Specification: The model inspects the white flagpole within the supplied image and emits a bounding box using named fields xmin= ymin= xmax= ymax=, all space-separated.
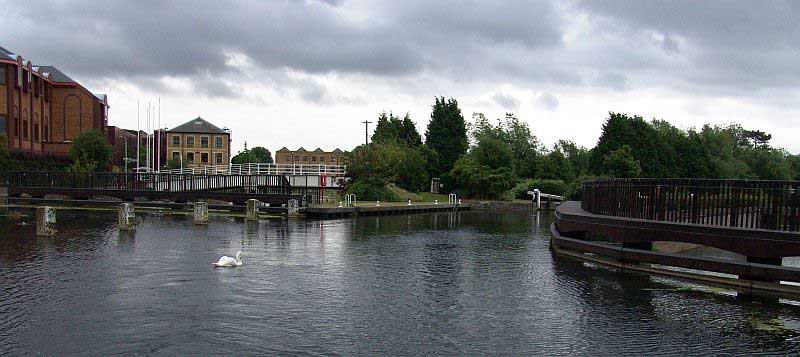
xmin=136 ymin=99 xmax=140 ymax=170
xmin=157 ymin=97 xmax=161 ymax=172
xmin=146 ymin=101 xmax=150 ymax=171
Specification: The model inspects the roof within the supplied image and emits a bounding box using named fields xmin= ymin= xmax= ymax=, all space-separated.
xmin=277 ymin=147 xmax=291 ymax=152
xmin=313 ymin=148 xmax=324 ymax=153
xmin=35 ymin=65 xmax=77 ymax=83
xmin=167 ymin=117 xmax=228 ymax=134
xmin=297 ymin=147 xmax=307 ymax=152
xmin=332 ymin=148 xmax=343 ymax=153
xmin=0 ymin=45 xmax=17 ymax=61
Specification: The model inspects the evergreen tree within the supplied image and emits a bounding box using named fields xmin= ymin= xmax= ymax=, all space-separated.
xmin=372 ymin=112 xmax=422 ymax=147
xmin=425 ymin=97 xmax=468 ymax=176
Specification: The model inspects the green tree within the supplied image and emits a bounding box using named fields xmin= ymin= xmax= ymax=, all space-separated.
xmin=69 ymin=129 xmax=112 ymax=172
xmin=555 ymin=140 xmax=591 ymax=177
xmin=345 ymin=142 xmax=428 ymax=193
xmin=231 ymin=142 xmax=273 ymax=164
xmin=450 ymin=136 xmax=516 ymax=199
xmin=470 ymin=112 xmax=541 ymax=178
xmin=425 ymin=97 xmax=468 ymax=176
xmin=592 ymin=113 xmax=673 ymax=177
xmin=538 ymin=147 xmax=574 ymax=182
xmin=601 ymin=145 xmax=642 ymax=178
xmin=372 ymin=112 xmax=422 ymax=147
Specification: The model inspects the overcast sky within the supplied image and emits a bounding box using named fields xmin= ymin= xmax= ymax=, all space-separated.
xmin=3 ymin=0 xmax=799 ymax=154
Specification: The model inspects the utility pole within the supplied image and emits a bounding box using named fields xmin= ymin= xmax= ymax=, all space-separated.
xmin=361 ymin=120 xmax=372 ymax=146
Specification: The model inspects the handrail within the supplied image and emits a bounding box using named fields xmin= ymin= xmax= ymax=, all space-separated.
xmin=581 ymin=178 xmax=800 ymax=232
xmin=5 ymin=171 xmax=328 ymax=204
xmin=159 ymin=163 xmax=347 ymax=176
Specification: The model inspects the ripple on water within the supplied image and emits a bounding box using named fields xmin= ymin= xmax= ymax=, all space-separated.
xmin=0 ymin=210 xmax=799 ymax=355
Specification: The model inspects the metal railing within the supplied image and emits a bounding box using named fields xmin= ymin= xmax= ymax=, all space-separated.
xmin=5 ymin=171 xmax=291 ymax=194
xmin=159 ymin=163 xmax=347 ymax=176
xmin=581 ymin=178 xmax=800 ymax=232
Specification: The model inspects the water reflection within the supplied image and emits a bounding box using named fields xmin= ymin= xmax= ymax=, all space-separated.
xmin=0 ymin=209 xmax=798 ymax=354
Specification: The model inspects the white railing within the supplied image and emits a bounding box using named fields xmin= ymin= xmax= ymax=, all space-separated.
xmin=159 ymin=163 xmax=347 ymax=176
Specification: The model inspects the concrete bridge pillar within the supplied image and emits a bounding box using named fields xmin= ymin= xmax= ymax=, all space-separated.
xmin=246 ymin=199 xmax=260 ymax=221
xmin=118 ymin=203 xmax=136 ymax=231
xmin=193 ymin=202 xmax=209 ymax=225
xmin=36 ymin=206 xmax=56 ymax=236
xmin=287 ymin=199 xmax=299 ymax=216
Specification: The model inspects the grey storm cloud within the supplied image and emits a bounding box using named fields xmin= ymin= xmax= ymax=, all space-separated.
xmin=574 ymin=0 xmax=800 ymax=92
xmin=2 ymin=0 xmax=800 ymax=100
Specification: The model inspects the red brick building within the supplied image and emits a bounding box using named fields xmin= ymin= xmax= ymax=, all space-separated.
xmin=0 ymin=45 xmax=109 ymax=157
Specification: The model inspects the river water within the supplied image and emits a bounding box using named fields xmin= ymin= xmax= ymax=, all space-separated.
xmin=1 ymin=209 xmax=799 ymax=355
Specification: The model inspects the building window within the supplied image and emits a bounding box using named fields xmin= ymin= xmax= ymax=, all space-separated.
xmin=215 ymin=153 xmax=223 ymax=164
xmin=303 ymin=156 xmax=308 ymax=161
xmin=172 ymin=152 xmax=180 ymax=159
xmin=33 ymin=123 xmax=39 ymax=141
xmin=200 ymin=137 xmax=209 ymax=148
xmin=186 ymin=136 xmax=195 ymax=147
xmin=43 ymin=125 xmax=48 ymax=141
xmin=201 ymin=153 xmax=209 ymax=163
xmin=286 ymin=157 xmax=291 ymax=162
xmin=172 ymin=136 xmax=180 ymax=146
xmin=0 ymin=67 xmax=5 ymax=84
xmin=215 ymin=137 xmax=223 ymax=148
xmin=186 ymin=152 xmax=194 ymax=163
xmin=0 ymin=116 xmax=6 ymax=134
xmin=332 ymin=156 xmax=337 ymax=162
xmin=311 ymin=156 xmax=317 ymax=162
xmin=22 ymin=120 xmax=28 ymax=139
xmin=319 ymin=156 xmax=325 ymax=162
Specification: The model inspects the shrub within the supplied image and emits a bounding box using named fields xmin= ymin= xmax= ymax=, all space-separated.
xmin=346 ymin=177 xmax=400 ymax=202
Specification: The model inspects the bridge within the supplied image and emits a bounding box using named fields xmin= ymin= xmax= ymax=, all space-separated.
xmin=4 ymin=171 xmax=321 ymax=205
xmin=552 ymin=178 xmax=800 ymax=291
xmin=160 ymin=163 xmax=347 ymax=188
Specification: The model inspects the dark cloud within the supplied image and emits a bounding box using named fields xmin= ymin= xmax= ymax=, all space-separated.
xmin=575 ymin=1 xmax=800 ymax=92
xmin=2 ymin=0 xmax=798 ymax=104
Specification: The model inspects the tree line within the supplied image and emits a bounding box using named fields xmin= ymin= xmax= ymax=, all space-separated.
xmin=344 ymin=99 xmax=800 ymax=201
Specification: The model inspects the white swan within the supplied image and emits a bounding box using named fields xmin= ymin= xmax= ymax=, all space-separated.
xmin=212 ymin=251 xmax=242 ymax=267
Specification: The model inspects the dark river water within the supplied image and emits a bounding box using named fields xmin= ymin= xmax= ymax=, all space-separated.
xmin=1 ymin=209 xmax=799 ymax=355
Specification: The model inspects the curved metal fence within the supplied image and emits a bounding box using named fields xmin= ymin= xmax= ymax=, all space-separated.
xmin=581 ymin=178 xmax=800 ymax=232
